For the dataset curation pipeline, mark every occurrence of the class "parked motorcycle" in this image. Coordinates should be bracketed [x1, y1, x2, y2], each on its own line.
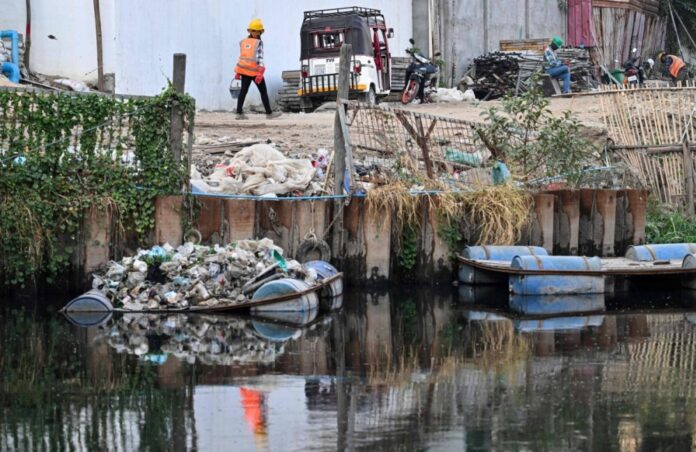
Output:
[622, 48, 645, 87]
[401, 38, 440, 104]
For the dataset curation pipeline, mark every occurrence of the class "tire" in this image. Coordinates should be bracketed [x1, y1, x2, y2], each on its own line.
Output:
[359, 86, 377, 106]
[401, 79, 420, 104]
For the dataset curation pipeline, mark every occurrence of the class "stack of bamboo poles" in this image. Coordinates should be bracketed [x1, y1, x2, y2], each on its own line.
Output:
[599, 85, 696, 205]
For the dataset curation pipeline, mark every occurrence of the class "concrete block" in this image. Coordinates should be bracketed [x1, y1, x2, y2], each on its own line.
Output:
[224, 199, 256, 241]
[154, 196, 183, 246]
[84, 207, 111, 273]
[596, 190, 618, 256]
[534, 193, 555, 253]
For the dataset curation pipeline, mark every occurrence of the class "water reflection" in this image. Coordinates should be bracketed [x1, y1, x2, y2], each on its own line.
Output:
[5, 288, 696, 450]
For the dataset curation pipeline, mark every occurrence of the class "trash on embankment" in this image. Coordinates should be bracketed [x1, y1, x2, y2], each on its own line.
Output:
[84, 238, 337, 312]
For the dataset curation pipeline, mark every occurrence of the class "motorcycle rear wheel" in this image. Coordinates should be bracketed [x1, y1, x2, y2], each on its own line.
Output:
[401, 79, 420, 104]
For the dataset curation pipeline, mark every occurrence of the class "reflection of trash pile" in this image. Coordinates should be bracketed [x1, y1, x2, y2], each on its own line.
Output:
[92, 238, 320, 311]
[191, 143, 326, 197]
[103, 314, 286, 365]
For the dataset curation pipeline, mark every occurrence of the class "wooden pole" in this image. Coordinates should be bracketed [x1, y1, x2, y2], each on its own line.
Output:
[24, 0, 31, 73]
[92, 0, 104, 91]
[170, 53, 186, 165]
[684, 139, 694, 215]
[331, 44, 352, 263]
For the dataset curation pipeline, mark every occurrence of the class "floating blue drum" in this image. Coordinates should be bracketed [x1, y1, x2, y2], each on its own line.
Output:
[459, 245, 548, 285]
[626, 243, 696, 261]
[509, 293, 606, 315]
[304, 260, 343, 298]
[251, 278, 319, 312]
[61, 290, 114, 327]
[514, 315, 605, 333]
[509, 255, 604, 295]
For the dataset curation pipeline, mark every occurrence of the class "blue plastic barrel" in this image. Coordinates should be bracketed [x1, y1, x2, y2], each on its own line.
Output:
[682, 253, 696, 290]
[459, 245, 548, 285]
[509, 293, 605, 315]
[626, 243, 696, 261]
[462, 245, 549, 261]
[304, 260, 343, 299]
[514, 316, 605, 333]
[63, 290, 113, 312]
[251, 278, 319, 312]
[509, 256, 604, 295]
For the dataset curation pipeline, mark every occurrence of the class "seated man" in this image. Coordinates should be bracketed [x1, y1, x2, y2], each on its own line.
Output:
[659, 52, 687, 84]
[544, 36, 571, 94]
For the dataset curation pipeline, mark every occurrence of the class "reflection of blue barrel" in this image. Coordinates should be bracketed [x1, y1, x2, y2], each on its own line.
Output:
[509, 256, 604, 295]
[252, 278, 319, 312]
[459, 246, 548, 285]
[626, 243, 696, 261]
[252, 309, 318, 326]
[682, 254, 696, 289]
[514, 315, 605, 333]
[458, 285, 509, 304]
[509, 293, 605, 315]
[304, 260, 343, 298]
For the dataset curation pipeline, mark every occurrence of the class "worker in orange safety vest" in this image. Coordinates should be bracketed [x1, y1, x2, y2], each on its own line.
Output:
[235, 18, 281, 119]
[658, 52, 688, 84]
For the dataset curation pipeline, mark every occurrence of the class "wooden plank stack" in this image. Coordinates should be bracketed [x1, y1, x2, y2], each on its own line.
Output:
[459, 48, 597, 99]
[277, 70, 302, 112]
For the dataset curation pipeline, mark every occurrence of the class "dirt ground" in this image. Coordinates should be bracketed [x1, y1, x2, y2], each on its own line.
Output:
[192, 95, 607, 170]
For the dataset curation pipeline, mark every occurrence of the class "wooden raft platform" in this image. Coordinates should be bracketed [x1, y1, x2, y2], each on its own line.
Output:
[457, 256, 696, 277]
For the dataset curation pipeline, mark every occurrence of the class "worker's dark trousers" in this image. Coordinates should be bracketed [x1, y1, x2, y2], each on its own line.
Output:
[237, 75, 272, 114]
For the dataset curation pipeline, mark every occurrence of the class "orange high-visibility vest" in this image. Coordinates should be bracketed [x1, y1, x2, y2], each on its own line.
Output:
[235, 38, 262, 77]
[669, 55, 686, 78]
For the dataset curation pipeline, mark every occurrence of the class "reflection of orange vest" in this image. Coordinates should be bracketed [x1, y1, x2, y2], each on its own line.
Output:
[236, 38, 261, 76]
[669, 55, 686, 78]
[240, 387, 266, 434]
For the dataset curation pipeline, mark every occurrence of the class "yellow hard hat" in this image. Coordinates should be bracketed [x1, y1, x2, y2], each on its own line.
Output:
[248, 18, 264, 32]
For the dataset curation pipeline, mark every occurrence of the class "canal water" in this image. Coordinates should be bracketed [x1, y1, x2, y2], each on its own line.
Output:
[3, 287, 696, 451]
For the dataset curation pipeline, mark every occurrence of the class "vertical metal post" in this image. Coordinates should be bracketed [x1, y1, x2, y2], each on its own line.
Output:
[170, 53, 186, 165]
[684, 139, 694, 215]
[332, 44, 352, 262]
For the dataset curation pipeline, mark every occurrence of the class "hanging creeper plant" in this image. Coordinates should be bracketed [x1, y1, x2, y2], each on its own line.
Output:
[0, 86, 195, 286]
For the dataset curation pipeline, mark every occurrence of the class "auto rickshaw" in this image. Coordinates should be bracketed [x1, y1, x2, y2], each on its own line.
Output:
[297, 7, 394, 111]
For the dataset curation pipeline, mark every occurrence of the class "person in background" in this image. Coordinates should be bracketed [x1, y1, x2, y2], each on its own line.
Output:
[658, 52, 687, 84]
[234, 18, 281, 119]
[544, 36, 571, 94]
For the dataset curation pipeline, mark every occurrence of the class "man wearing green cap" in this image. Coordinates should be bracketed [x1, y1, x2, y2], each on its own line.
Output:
[544, 36, 570, 94]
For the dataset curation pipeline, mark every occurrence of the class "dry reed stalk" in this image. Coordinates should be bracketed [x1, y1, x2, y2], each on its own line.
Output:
[457, 185, 533, 245]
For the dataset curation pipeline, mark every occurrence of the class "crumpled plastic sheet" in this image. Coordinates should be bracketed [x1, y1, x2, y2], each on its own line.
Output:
[193, 144, 317, 196]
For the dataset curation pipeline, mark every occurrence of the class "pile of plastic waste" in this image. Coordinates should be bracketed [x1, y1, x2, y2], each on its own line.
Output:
[92, 238, 319, 311]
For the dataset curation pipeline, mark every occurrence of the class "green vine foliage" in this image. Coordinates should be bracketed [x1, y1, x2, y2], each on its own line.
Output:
[0, 86, 195, 286]
[399, 225, 419, 270]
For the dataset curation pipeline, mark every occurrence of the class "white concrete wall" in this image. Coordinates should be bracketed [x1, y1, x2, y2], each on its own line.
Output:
[1, 1, 411, 110]
[0, 0, 117, 81]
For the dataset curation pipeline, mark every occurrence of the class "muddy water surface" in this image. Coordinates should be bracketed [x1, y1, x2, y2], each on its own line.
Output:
[2, 288, 696, 451]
